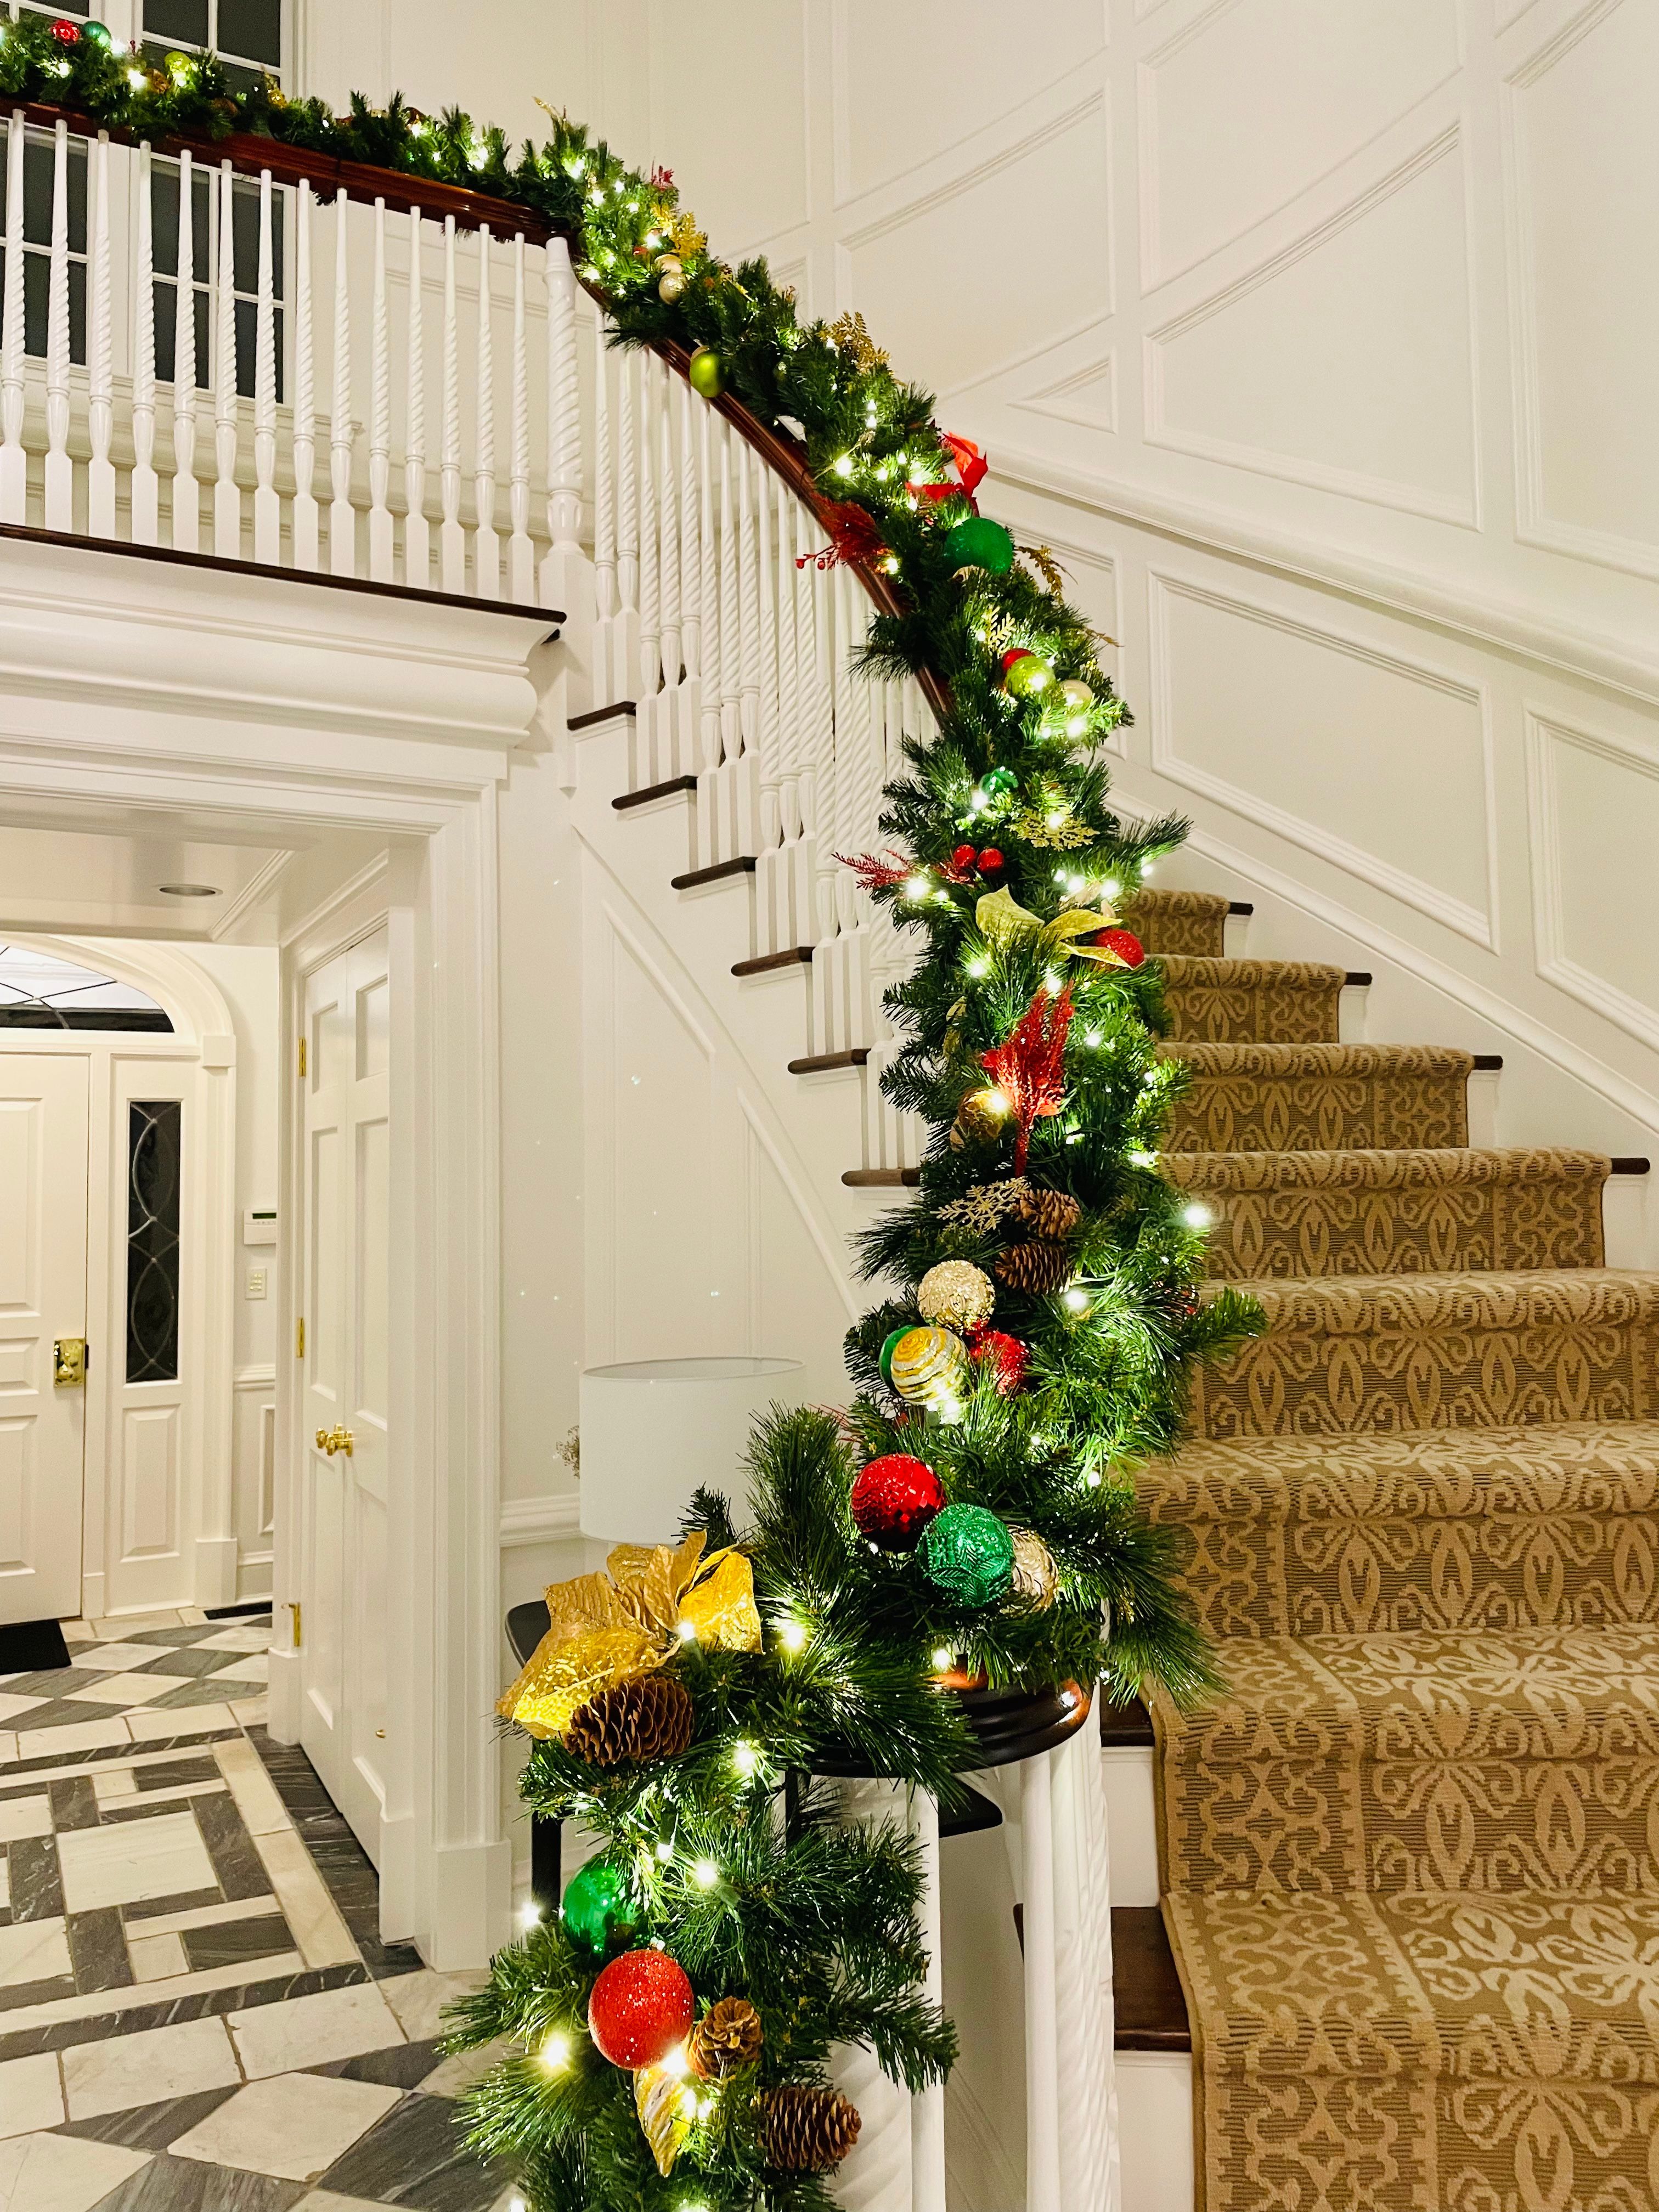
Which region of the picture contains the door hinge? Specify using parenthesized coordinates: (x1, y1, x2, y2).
(288, 1599, 302, 1649)
(298, 1037, 307, 1079)
(295, 1317, 305, 1359)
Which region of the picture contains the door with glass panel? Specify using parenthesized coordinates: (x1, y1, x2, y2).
(299, 930, 390, 1859)
(0, 1056, 89, 1625)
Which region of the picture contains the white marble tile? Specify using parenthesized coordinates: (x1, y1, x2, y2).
(0, 2130, 151, 2209)
(0, 1954, 299, 2037)
(228, 1696, 269, 1727)
(59, 1620, 94, 1644)
(228, 1980, 403, 2081)
(416, 2035, 512, 2100)
(209, 1651, 269, 1685)
(0, 2052, 64, 2141)
(0, 1796, 52, 1845)
(91, 1612, 181, 1639)
(291, 2194, 397, 2212)
(125, 1929, 189, 1983)
(246, 1827, 357, 1968)
(132, 1894, 278, 1938)
(380, 1967, 486, 2044)
(57, 1809, 216, 1912)
(63, 2013, 239, 2120)
(195, 1627, 272, 1652)
(15, 1718, 130, 1761)
(168, 2073, 402, 2183)
(63, 1644, 167, 1674)
(212, 1736, 291, 1838)
(0, 1918, 71, 1990)
(178, 1609, 208, 1626)
(61, 1671, 195, 1709)
(0, 1737, 15, 1770)
(0, 1696, 45, 1726)
(125, 1702, 237, 1742)
(89, 1769, 138, 1804)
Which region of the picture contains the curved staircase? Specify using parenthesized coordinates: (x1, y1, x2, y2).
(1120, 887, 1659, 2212)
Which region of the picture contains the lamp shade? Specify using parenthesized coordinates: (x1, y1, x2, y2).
(578, 1356, 806, 1543)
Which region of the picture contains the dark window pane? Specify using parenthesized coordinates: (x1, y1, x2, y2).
(127, 1101, 182, 1386)
(217, 57, 262, 95)
(0, 1006, 172, 1031)
(68, 257, 84, 366)
(22, 137, 52, 249)
(193, 284, 210, 389)
(233, 293, 255, 397)
(144, 0, 209, 43)
(230, 178, 260, 294)
(153, 281, 212, 390)
(150, 166, 179, 273)
(22, 251, 46, 357)
(218, 0, 281, 66)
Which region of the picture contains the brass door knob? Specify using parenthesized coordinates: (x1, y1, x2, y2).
(315, 1425, 355, 1458)
(315, 1427, 330, 1452)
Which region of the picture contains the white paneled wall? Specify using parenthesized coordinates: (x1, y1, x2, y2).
(555, 0, 1659, 1182)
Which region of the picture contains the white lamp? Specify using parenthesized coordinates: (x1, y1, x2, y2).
(578, 1355, 807, 1543)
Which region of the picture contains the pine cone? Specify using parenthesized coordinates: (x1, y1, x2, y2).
(690, 1996, 763, 2079)
(759, 2085, 862, 2171)
(1017, 1187, 1081, 1240)
(995, 1240, 1073, 1295)
(566, 1674, 694, 1766)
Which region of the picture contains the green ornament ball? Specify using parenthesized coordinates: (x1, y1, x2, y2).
(922, 1503, 1015, 1609)
(879, 1327, 911, 1386)
(981, 765, 1019, 799)
(1004, 652, 1053, 701)
(82, 21, 112, 45)
(688, 346, 725, 400)
(562, 1855, 640, 1957)
(944, 515, 1015, 575)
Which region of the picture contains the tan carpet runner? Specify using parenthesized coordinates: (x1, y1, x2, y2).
(1126, 889, 1659, 2210)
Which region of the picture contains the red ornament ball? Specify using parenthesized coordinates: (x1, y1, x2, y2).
(978, 847, 1005, 873)
(850, 1454, 946, 1551)
(950, 844, 976, 872)
(588, 1949, 696, 2072)
(51, 18, 81, 41)
(1094, 926, 1146, 968)
(967, 1325, 1028, 1397)
(999, 648, 1030, 675)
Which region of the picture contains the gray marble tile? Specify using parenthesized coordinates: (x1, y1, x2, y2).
(121, 1887, 225, 1925)
(313, 2038, 444, 2094)
(181, 1916, 293, 1975)
(85, 2149, 307, 2210)
(145, 1650, 256, 1682)
(65, 1908, 132, 1995)
(57, 2083, 243, 2151)
(5, 1698, 113, 1734)
(0, 1963, 370, 2066)
(119, 1628, 232, 1649)
(7, 1835, 65, 1922)
(315, 2093, 509, 2211)
(193, 1796, 271, 1904)
(48, 1778, 100, 1833)
(135, 1759, 218, 1793)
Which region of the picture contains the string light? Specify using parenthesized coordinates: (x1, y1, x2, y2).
(1130, 1148, 1156, 1167)
(691, 1858, 720, 1889)
(1183, 1203, 1212, 1228)
(965, 955, 989, 978)
(519, 1903, 541, 1929)
(775, 1617, 807, 1654)
(904, 874, 930, 901)
(1064, 1286, 1090, 1313)
(931, 1646, 954, 1670)
(1102, 877, 1120, 901)
(676, 1620, 697, 1641)
(1085, 1029, 1103, 1048)
(655, 1839, 675, 1863)
(731, 1740, 759, 1779)
(540, 2032, 573, 2072)
(660, 2044, 692, 2078)
(833, 454, 854, 477)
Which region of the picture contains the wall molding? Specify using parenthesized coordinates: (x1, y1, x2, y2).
(991, 444, 1659, 710)
(499, 1493, 583, 1548)
(234, 1363, 278, 1391)
(1145, 568, 1499, 949)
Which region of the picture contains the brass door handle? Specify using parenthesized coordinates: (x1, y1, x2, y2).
(314, 1425, 354, 1458)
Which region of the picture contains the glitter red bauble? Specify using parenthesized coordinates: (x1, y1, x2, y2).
(967, 1325, 1028, 1397)
(51, 19, 80, 41)
(999, 648, 1029, 675)
(850, 1454, 946, 1551)
(1094, 927, 1145, 968)
(588, 1949, 696, 2071)
(978, 848, 1005, 873)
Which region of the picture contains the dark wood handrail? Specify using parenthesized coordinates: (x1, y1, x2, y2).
(11, 98, 953, 721)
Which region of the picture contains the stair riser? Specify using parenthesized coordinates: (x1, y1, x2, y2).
(1187, 1179, 1606, 1278)
(1194, 1316, 1659, 1439)
(1160, 1513, 1659, 1637)
(1164, 974, 1341, 1045)
(1165, 1065, 1469, 1152)
(1160, 1742, 1659, 1898)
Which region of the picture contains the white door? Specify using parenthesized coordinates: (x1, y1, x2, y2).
(300, 933, 391, 1858)
(0, 1056, 89, 1624)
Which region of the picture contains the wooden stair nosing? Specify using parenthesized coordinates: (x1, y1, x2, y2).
(1472, 1054, 1504, 1070)
(733, 946, 814, 977)
(1113, 1905, 1190, 2052)
(788, 1047, 868, 1075)
(1343, 971, 1372, 986)
(613, 775, 697, 810)
(1099, 1696, 1154, 1747)
(670, 856, 757, 890)
(1612, 1158, 1652, 1175)
(1228, 900, 1252, 915)
(842, 1167, 920, 1188)
(567, 699, 637, 731)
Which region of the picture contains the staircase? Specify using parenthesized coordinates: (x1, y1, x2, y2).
(1114, 888, 1659, 2212)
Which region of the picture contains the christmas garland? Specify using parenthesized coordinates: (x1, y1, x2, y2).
(4, 18, 1268, 2204)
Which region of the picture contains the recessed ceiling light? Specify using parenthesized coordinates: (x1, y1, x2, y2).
(158, 883, 222, 898)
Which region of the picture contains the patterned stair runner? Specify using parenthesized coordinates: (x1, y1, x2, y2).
(1126, 887, 1659, 2210)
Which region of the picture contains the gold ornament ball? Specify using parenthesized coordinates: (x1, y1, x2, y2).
(654, 253, 683, 274)
(1057, 678, 1095, 713)
(917, 1261, 995, 1333)
(658, 270, 686, 304)
(1008, 1527, 1059, 1610)
(887, 1325, 969, 1412)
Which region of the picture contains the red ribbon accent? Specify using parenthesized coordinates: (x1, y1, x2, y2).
(910, 432, 989, 512)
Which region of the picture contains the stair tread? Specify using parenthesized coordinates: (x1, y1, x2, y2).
(1165, 1146, 1612, 1190)
(1208, 1266, 1659, 1330)
(1160, 956, 1348, 985)
(1162, 1041, 1479, 1074)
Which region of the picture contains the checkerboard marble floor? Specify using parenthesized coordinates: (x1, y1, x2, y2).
(0, 1609, 519, 2211)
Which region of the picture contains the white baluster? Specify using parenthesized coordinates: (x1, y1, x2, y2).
(473, 224, 499, 598)
(738, 439, 760, 761)
(679, 376, 699, 703)
(252, 169, 278, 563)
(0, 115, 25, 523)
(658, 360, 681, 770)
(439, 215, 464, 591)
(637, 355, 659, 731)
(329, 188, 354, 577)
(909, 1790, 946, 2212)
(1051, 1722, 1117, 2211)
(775, 486, 802, 844)
(615, 345, 640, 694)
(755, 456, 781, 916)
(366, 197, 392, 580)
(130, 142, 160, 545)
(87, 133, 114, 538)
(508, 233, 533, 603)
(1023, 1753, 1061, 2212)
(291, 178, 318, 570)
(403, 206, 428, 589)
(212, 161, 240, 556)
(718, 419, 741, 772)
(43, 120, 72, 531)
(592, 312, 617, 695)
(694, 398, 721, 867)
(172, 149, 200, 552)
(541, 236, 583, 611)
(757, 476, 794, 953)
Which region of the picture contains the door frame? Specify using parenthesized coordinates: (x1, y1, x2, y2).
(0, 936, 239, 1623)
